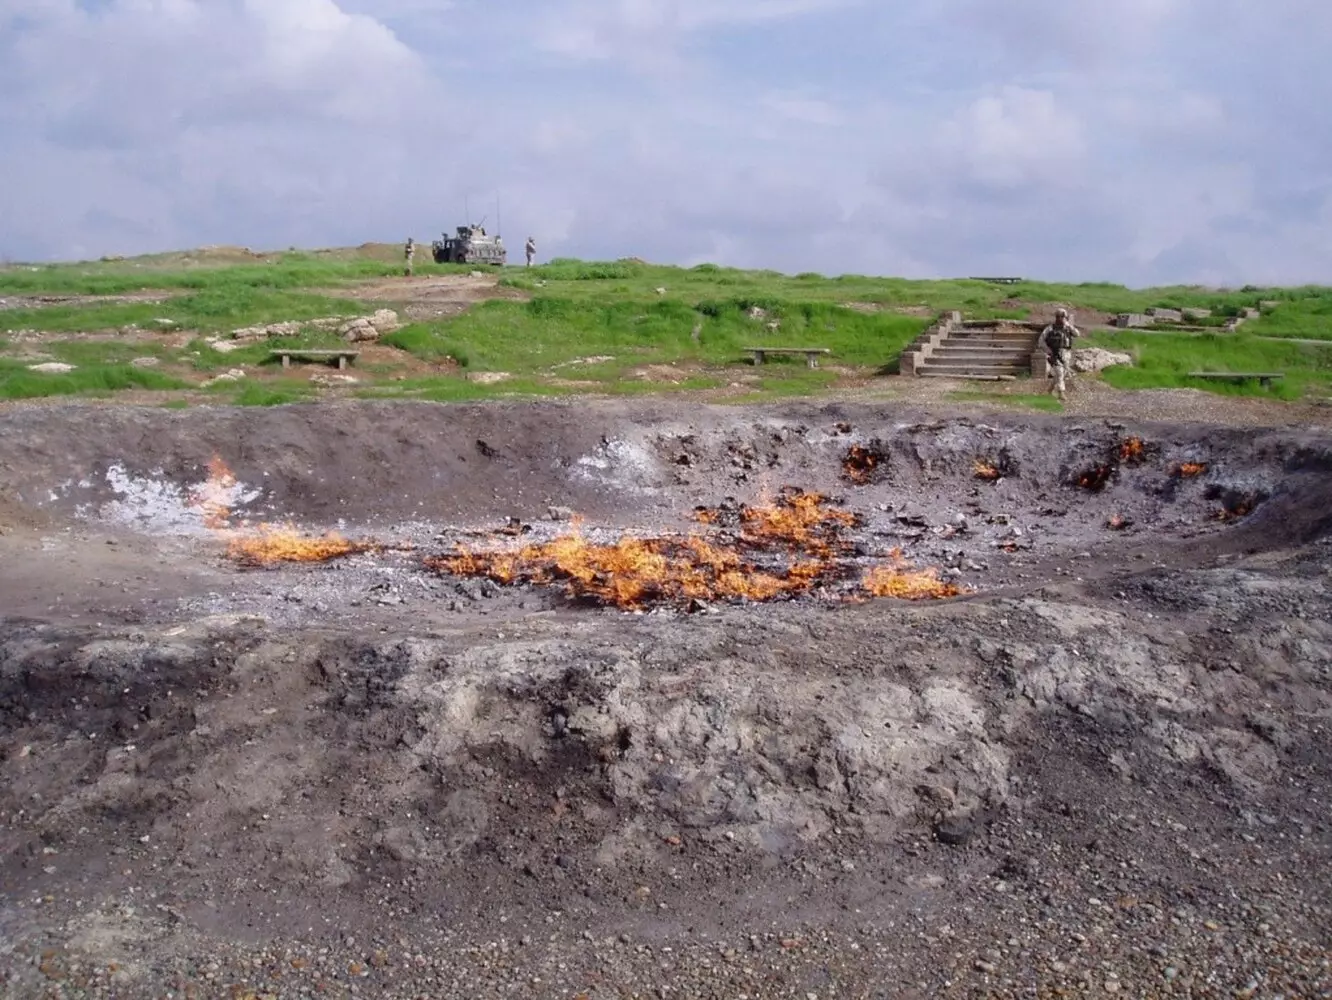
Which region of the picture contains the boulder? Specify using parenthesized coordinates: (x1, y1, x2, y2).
(1114, 313, 1153, 329)
(201, 369, 246, 387)
(1072, 348, 1133, 374)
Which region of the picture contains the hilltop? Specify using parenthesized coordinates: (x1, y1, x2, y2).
(2, 245, 1330, 420)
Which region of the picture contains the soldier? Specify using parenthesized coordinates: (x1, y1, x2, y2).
(404, 237, 415, 277)
(525, 236, 536, 267)
(1040, 307, 1080, 401)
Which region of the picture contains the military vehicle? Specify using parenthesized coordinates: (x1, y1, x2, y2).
(432, 223, 506, 266)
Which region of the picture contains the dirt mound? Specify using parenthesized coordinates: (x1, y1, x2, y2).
(1, 399, 1330, 997)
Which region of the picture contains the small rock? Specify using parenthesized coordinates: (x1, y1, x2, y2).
(26, 362, 75, 374)
(130, 356, 160, 368)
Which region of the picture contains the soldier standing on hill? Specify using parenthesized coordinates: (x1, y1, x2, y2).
(525, 236, 536, 267)
(1041, 307, 1080, 401)
(404, 237, 415, 277)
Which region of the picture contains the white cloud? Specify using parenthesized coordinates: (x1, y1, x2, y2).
(2, 0, 1331, 285)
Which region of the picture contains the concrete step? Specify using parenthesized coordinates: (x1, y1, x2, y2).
(932, 345, 1032, 356)
(946, 334, 1038, 343)
(929, 353, 1031, 365)
(916, 363, 1030, 376)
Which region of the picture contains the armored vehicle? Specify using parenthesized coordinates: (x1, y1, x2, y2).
(432, 224, 506, 266)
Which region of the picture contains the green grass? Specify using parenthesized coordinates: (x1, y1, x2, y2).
(0, 359, 188, 400)
(1244, 296, 1332, 341)
(1082, 331, 1332, 399)
(0, 252, 472, 297)
(0, 288, 372, 336)
(6, 247, 1332, 407)
(382, 297, 928, 376)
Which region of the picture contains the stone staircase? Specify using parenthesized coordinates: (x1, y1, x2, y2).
(899, 311, 1048, 381)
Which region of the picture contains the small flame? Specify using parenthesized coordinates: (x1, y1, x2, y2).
(227, 523, 380, 568)
(843, 445, 887, 485)
(973, 459, 1002, 481)
(862, 548, 965, 600)
(1076, 464, 1115, 491)
(1173, 462, 1208, 478)
(1117, 437, 1147, 464)
(1106, 513, 1129, 530)
(187, 455, 239, 529)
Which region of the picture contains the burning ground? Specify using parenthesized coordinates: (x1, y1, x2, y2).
(1, 398, 1331, 998)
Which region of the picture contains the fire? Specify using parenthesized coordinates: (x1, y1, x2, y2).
(733, 489, 858, 557)
(226, 523, 381, 568)
(1117, 437, 1147, 464)
(1173, 462, 1208, 478)
(1106, 513, 1130, 530)
(862, 549, 965, 600)
(427, 490, 962, 610)
(843, 445, 887, 485)
(1076, 464, 1115, 491)
(973, 459, 1002, 481)
(188, 455, 239, 529)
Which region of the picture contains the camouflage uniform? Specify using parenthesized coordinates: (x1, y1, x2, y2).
(1041, 309, 1080, 400)
(525, 237, 536, 267)
(404, 238, 415, 277)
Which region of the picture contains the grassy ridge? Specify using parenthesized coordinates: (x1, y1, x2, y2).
(380, 297, 927, 377)
(4, 248, 1332, 405)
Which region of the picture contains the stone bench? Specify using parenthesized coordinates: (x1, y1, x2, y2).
(268, 349, 360, 370)
(744, 347, 832, 369)
(1187, 371, 1284, 388)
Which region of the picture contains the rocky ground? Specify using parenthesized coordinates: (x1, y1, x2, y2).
(1, 398, 1330, 999)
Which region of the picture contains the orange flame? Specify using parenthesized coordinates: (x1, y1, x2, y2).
(843, 445, 886, 485)
(1077, 464, 1114, 491)
(188, 455, 238, 529)
(1117, 437, 1147, 464)
(1106, 513, 1129, 530)
(973, 459, 1002, 481)
(426, 491, 960, 609)
(226, 523, 380, 568)
(862, 548, 965, 600)
(1173, 462, 1208, 478)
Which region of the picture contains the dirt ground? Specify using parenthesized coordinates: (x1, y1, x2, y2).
(1, 397, 1330, 999)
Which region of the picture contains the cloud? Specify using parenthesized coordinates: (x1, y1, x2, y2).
(1, 0, 1331, 285)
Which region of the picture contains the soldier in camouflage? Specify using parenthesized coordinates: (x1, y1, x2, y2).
(404, 237, 415, 277)
(525, 236, 536, 267)
(1041, 307, 1080, 400)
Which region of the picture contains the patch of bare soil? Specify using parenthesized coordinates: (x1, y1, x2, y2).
(0, 291, 179, 312)
(326, 273, 529, 322)
(0, 399, 1330, 997)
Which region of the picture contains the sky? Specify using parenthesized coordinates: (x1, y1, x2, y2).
(1, 0, 1330, 286)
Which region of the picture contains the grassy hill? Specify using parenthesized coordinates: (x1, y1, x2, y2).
(2, 248, 1331, 407)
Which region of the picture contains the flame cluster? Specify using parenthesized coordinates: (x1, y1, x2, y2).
(1173, 462, 1208, 478)
(427, 489, 964, 610)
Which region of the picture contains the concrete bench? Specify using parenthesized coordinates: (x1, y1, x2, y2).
(268, 349, 360, 370)
(745, 347, 832, 369)
(1187, 371, 1284, 388)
